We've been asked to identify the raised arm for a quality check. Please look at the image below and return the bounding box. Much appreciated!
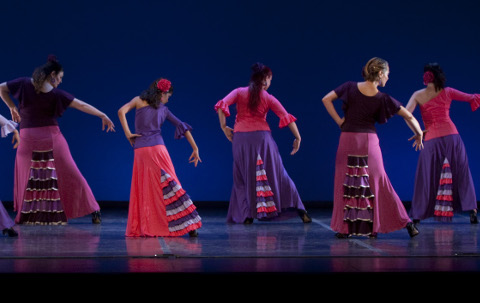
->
[0,82,21,122]
[70,98,115,132]
[397,106,424,151]
[322,90,344,127]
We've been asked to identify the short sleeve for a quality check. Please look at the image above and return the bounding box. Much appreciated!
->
[214,88,239,117]
[166,108,193,139]
[333,81,353,101]
[54,89,75,117]
[6,77,28,99]
[377,95,402,124]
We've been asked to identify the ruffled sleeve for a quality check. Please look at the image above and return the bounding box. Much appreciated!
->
[377,95,402,124]
[0,114,18,138]
[214,100,231,117]
[278,114,297,128]
[445,87,480,111]
[165,108,193,139]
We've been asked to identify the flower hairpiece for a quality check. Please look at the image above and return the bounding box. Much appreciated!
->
[423,71,434,85]
[157,79,171,92]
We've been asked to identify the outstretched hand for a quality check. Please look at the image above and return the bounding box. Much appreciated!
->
[291,138,301,155]
[101,115,115,132]
[189,149,202,167]
[408,134,424,151]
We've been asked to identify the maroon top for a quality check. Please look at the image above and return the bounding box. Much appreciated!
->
[334,81,402,133]
[7,77,74,129]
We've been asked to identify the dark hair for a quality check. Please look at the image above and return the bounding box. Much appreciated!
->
[424,63,446,92]
[139,78,174,109]
[32,55,63,93]
[361,57,389,82]
[248,62,272,111]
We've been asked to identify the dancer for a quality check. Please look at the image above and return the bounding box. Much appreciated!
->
[118,78,202,237]
[406,63,479,224]
[214,62,311,224]
[322,57,423,238]
[0,114,19,236]
[0,55,115,225]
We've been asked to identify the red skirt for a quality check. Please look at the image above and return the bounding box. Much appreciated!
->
[126,145,201,237]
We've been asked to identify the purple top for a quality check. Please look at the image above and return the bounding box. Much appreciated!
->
[334,81,402,133]
[7,77,74,129]
[133,103,192,149]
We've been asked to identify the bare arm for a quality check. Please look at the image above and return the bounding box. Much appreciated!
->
[322,90,344,127]
[117,97,141,145]
[217,109,233,142]
[397,106,424,151]
[405,91,419,113]
[70,98,115,132]
[0,82,20,122]
[184,130,202,167]
[288,121,301,155]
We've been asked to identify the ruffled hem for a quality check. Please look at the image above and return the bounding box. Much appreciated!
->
[214,100,231,117]
[278,114,297,128]
[19,150,67,225]
[1,120,17,138]
[434,158,454,221]
[255,154,278,218]
[160,169,201,236]
[174,122,193,139]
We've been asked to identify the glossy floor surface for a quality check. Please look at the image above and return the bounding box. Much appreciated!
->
[1,202,480,286]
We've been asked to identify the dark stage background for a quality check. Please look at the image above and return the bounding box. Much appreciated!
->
[0,0,479,205]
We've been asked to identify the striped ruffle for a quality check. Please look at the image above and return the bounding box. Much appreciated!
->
[255,154,278,219]
[434,158,453,221]
[20,150,67,225]
[343,155,374,236]
[160,169,201,236]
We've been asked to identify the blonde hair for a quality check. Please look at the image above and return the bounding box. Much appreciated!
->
[362,57,388,82]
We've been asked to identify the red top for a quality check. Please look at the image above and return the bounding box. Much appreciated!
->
[214,87,296,132]
[419,87,480,141]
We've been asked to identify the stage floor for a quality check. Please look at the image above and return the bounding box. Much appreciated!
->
[1,202,480,282]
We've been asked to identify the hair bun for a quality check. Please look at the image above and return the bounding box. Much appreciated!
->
[251,62,265,73]
[47,54,58,63]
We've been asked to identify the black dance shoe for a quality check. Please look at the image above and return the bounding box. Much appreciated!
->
[470,210,478,224]
[298,209,312,223]
[334,232,350,239]
[243,218,254,224]
[2,228,18,237]
[406,222,419,238]
[189,230,198,237]
[92,211,101,224]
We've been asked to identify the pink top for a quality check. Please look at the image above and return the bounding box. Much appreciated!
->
[214,87,296,132]
[419,87,480,141]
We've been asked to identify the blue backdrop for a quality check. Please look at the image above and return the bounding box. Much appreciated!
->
[0,0,479,204]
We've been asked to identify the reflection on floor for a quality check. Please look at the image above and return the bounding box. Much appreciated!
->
[1,201,480,284]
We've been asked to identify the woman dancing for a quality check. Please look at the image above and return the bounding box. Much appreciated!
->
[406,63,479,224]
[118,78,202,237]
[322,57,423,238]
[215,62,311,224]
[0,55,115,225]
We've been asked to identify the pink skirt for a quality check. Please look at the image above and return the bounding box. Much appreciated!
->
[126,145,201,237]
[331,132,411,235]
[14,126,99,224]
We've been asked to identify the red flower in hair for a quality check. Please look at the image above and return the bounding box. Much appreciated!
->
[157,79,171,92]
[423,71,434,85]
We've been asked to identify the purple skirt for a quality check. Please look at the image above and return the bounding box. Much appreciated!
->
[227,131,305,223]
[0,201,14,230]
[410,134,476,221]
